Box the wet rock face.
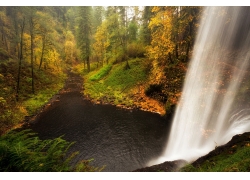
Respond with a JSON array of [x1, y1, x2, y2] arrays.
[[133, 132, 250, 172], [132, 159, 187, 172]]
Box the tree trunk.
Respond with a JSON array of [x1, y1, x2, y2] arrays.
[[39, 35, 45, 70], [185, 42, 190, 62], [168, 52, 173, 64], [1, 24, 9, 52], [30, 17, 35, 94], [124, 6, 130, 69], [124, 58, 130, 70], [3, 34, 9, 52], [16, 18, 25, 101], [87, 56, 90, 72], [175, 44, 179, 60], [101, 46, 104, 67]]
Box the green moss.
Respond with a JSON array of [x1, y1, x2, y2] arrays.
[[181, 145, 250, 172]]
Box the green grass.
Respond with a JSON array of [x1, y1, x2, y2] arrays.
[[181, 144, 250, 172], [83, 58, 148, 106], [89, 64, 112, 81], [23, 71, 66, 115], [0, 129, 104, 172], [23, 88, 61, 115]]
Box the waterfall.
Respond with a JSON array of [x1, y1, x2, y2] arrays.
[[150, 6, 250, 165]]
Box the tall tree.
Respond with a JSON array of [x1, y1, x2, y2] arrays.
[[128, 16, 138, 43], [140, 6, 153, 45], [65, 7, 78, 36], [64, 30, 76, 64], [178, 6, 202, 62], [118, 6, 130, 69], [0, 8, 11, 53], [147, 6, 201, 65], [36, 11, 53, 70], [16, 16, 25, 101], [147, 6, 175, 65], [92, 20, 109, 67], [92, 6, 103, 34], [77, 6, 92, 72], [104, 6, 119, 64], [28, 7, 36, 94]]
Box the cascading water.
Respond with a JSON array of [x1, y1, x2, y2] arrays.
[[150, 6, 250, 165]]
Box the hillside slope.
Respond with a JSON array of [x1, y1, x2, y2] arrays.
[[74, 58, 166, 115]]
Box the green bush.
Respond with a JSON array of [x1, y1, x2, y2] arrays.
[[127, 43, 146, 58], [0, 129, 104, 172]]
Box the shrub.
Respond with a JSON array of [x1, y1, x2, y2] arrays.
[[0, 129, 104, 172], [127, 43, 146, 58]]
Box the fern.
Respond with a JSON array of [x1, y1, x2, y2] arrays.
[[0, 129, 103, 172]]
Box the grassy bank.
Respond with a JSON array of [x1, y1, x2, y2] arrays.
[[181, 132, 250, 172], [75, 58, 149, 106], [73, 58, 166, 114], [0, 59, 66, 135], [86, 58, 148, 106], [182, 145, 250, 171]]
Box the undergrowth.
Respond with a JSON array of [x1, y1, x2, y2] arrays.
[[0, 129, 104, 172], [72, 62, 99, 76], [0, 59, 66, 135]]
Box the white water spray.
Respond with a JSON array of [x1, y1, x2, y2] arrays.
[[151, 7, 250, 165]]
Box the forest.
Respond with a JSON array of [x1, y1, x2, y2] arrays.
[[0, 6, 201, 134], [0, 6, 250, 172]]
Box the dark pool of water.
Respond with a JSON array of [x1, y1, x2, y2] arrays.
[[28, 75, 171, 172]]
